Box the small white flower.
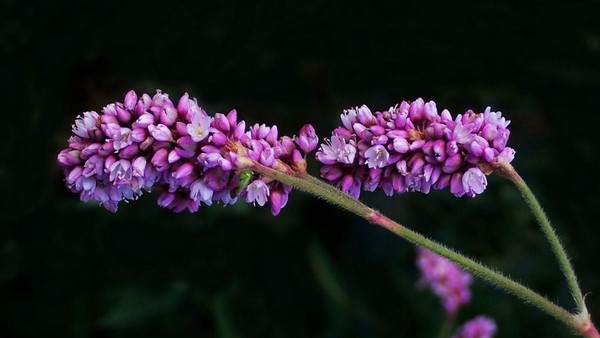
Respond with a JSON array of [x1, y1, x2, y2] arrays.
[[190, 179, 213, 205], [316, 135, 356, 165], [245, 180, 270, 206], [462, 167, 487, 196], [364, 145, 389, 168], [72, 111, 99, 138], [186, 111, 213, 142]]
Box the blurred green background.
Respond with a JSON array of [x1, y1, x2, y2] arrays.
[[2, 1, 600, 337]]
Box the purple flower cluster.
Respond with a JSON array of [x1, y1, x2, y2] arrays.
[[416, 247, 472, 316], [452, 316, 497, 338], [58, 90, 318, 214], [316, 99, 515, 198]]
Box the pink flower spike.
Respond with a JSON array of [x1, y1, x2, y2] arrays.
[[59, 89, 318, 214], [416, 248, 472, 316]]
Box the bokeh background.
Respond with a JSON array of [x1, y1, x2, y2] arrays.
[[3, 1, 600, 337]]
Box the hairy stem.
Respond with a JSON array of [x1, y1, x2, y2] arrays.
[[496, 161, 586, 314], [251, 162, 580, 332]]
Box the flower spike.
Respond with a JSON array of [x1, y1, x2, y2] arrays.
[[58, 90, 317, 214], [316, 99, 515, 198]]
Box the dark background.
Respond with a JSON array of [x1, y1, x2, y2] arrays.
[[2, 1, 600, 337]]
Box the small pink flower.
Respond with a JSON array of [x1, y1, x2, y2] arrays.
[[453, 316, 497, 338]]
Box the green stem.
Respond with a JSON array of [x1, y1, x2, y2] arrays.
[[436, 316, 456, 338], [251, 162, 578, 331], [496, 161, 586, 313]]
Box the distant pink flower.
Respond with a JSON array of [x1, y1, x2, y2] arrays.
[[416, 247, 472, 316], [453, 316, 497, 338]]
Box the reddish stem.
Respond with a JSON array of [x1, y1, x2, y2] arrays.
[[579, 317, 600, 338]]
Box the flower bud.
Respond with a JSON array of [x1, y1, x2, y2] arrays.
[[296, 124, 318, 153], [124, 90, 137, 110]]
